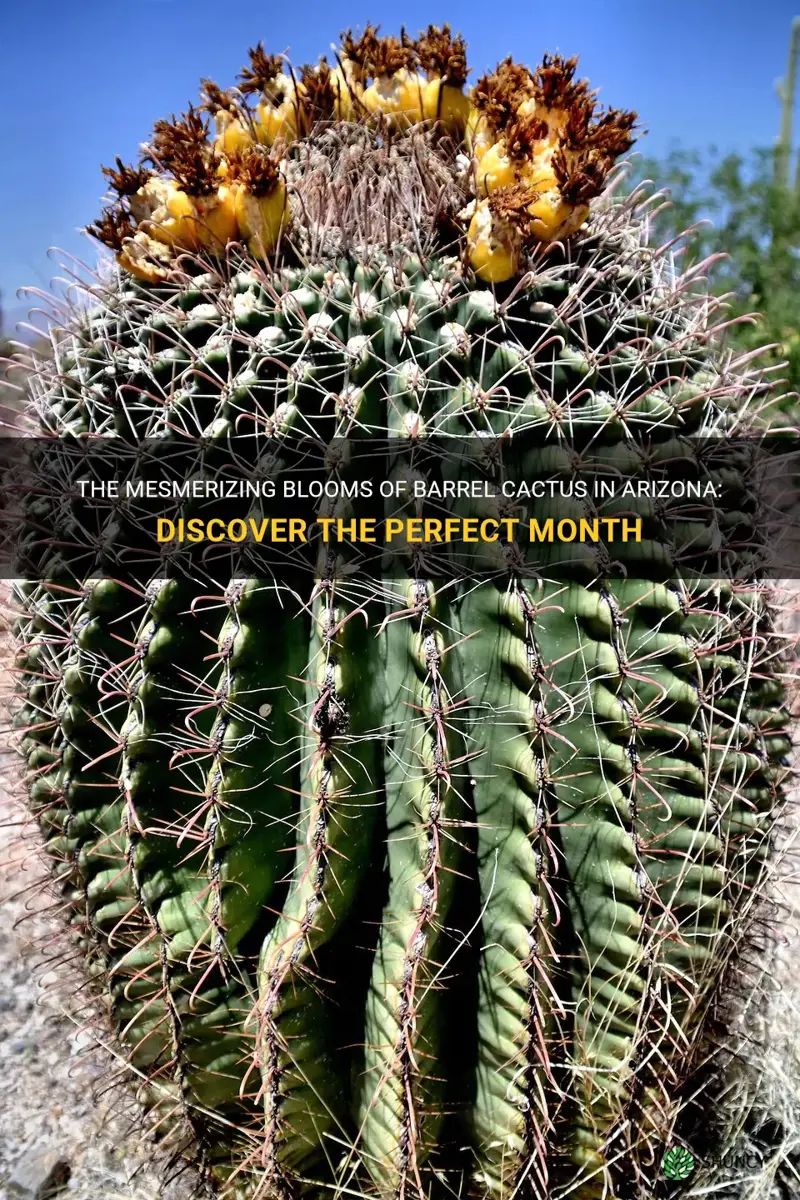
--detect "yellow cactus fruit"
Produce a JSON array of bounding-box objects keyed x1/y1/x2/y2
[
  {"x1": 415, "y1": 25, "x2": 470, "y2": 132},
  {"x1": 467, "y1": 199, "x2": 520, "y2": 283},
  {"x1": 233, "y1": 182, "x2": 287, "y2": 259},
  {"x1": 257, "y1": 84, "x2": 300, "y2": 148},
  {"x1": 128, "y1": 176, "x2": 238, "y2": 254},
  {"x1": 201, "y1": 81, "x2": 254, "y2": 157},
  {"x1": 518, "y1": 158, "x2": 559, "y2": 195},
  {"x1": 116, "y1": 230, "x2": 174, "y2": 282},
  {"x1": 422, "y1": 78, "x2": 471, "y2": 131},
  {"x1": 85, "y1": 204, "x2": 168, "y2": 281},
  {"x1": 351, "y1": 30, "x2": 424, "y2": 125},
  {"x1": 235, "y1": 42, "x2": 300, "y2": 148},
  {"x1": 362, "y1": 68, "x2": 426, "y2": 125},
  {"x1": 476, "y1": 142, "x2": 518, "y2": 195},
  {"x1": 191, "y1": 186, "x2": 240, "y2": 251},
  {"x1": 526, "y1": 192, "x2": 590, "y2": 241},
  {"x1": 136, "y1": 180, "x2": 201, "y2": 251},
  {"x1": 227, "y1": 145, "x2": 287, "y2": 259},
  {"x1": 465, "y1": 106, "x2": 494, "y2": 161},
  {"x1": 214, "y1": 109, "x2": 254, "y2": 157},
  {"x1": 134, "y1": 109, "x2": 230, "y2": 250}
]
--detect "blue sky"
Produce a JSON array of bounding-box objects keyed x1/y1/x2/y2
[{"x1": 1, "y1": 0, "x2": 798, "y2": 325}]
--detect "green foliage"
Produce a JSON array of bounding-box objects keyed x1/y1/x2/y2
[
  {"x1": 629, "y1": 11, "x2": 800, "y2": 423},
  {"x1": 630, "y1": 144, "x2": 800, "y2": 412}
]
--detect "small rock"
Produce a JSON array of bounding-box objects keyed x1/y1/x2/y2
[
  {"x1": 8, "y1": 1036, "x2": 37, "y2": 1055},
  {"x1": 7, "y1": 1145, "x2": 71, "y2": 1198}
]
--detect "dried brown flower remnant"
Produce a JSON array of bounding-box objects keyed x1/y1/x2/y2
[
  {"x1": 368, "y1": 31, "x2": 417, "y2": 77},
  {"x1": 101, "y1": 158, "x2": 152, "y2": 198},
  {"x1": 473, "y1": 59, "x2": 535, "y2": 134},
  {"x1": 562, "y1": 96, "x2": 597, "y2": 149},
  {"x1": 145, "y1": 108, "x2": 216, "y2": 196},
  {"x1": 551, "y1": 104, "x2": 637, "y2": 204},
  {"x1": 238, "y1": 43, "x2": 283, "y2": 96},
  {"x1": 300, "y1": 60, "x2": 337, "y2": 122},
  {"x1": 551, "y1": 150, "x2": 606, "y2": 205},
  {"x1": 200, "y1": 79, "x2": 240, "y2": 116},
  {"x1": 588, "y1": 107, "x2": 638, "y2": 157},
  {"x1": 227, "y1": 145, "x2": 281, "y2": 197},
  {"x1": 487, "y1": 183, "x2": 540, "y2": 236},
  {"x1": 532, "y1": 53, "x2": 589, "y2": 110},
  {"x1": 85, "y1": 205, "x2": 136, "y2": 251},
  {"x1": 340, "y1": 25, "x2": 416, "y2": 79},
  {"x1": 504, "y1": 114, "x2": 550, "y2": 161},
  {"x1": 340, "y1": 26, "x2": 380, "y2": 79},
  {"x1": 415, "y1": 24, "x2": 468, "y2": 85}
]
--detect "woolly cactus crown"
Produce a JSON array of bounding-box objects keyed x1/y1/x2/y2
[{"x1": 87, "y1": 24, "x2": 637, "y2": 284}]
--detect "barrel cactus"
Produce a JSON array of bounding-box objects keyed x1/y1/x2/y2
[{"x1": 8, "y1": 23, "x2": 792, "y2": 1200}]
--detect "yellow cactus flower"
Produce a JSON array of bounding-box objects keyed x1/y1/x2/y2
[
  {"x1": 362, "y1": 68, "x2": 426, "y2": 125},
  {"x1": 476, "y1": 142, "x2": 517, "y2": 195},
  {"x1": 414, "y1": 24, "x2": 470, "y2": 131},
  {"x1": 233, "y1": 179, "x2": 288, "y2": 259},
  {"x1": 467, "y1": 199, "x2": 520, "y2": 283},
  {"x1": 422, "y1": 78, "x2": 471, "y2": 131}
]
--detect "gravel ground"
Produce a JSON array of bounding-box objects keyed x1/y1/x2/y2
[{"x1": 0, "y1": 765, "x2": 204, "y2": 1200}]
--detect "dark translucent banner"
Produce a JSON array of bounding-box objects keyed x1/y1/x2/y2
[{"x1": 1, "y1": 432, "x2": 796, "y2": 583}]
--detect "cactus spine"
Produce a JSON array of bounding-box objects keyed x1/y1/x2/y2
[{"x1": 8, "y1": 23, "x2": 791, "y2": 1200}]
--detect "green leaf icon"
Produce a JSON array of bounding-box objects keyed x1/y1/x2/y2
[{"x1": 662, "y1": 1146, "x2": 695, "y2": 1181}]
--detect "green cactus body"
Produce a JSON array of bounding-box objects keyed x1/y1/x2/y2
[
  {"x1": 202, "y1": 578, "x2": 307, "y2": 957},
  {"x1": 9, "y1": 31, "x2": 792, "y2": 1200},
  {"x1": 456, "y1": 577, "x2": 568, "y2": 1200},
  {"x1": 256, "y1": 562, "x2": 385, "y2": 1182},
  {"x1": 116, "y1": 575, "x2": 257, "y2": 1160},
  {"x1": 356, "y1": 578, "x2": 464, "y2": 1192},
  {"x1": 64, "y1": 580, "x2": 174, "y2": 1091}
]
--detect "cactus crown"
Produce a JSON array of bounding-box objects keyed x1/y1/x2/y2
[{"x1": 86, "y1": 25, "x2": 637, "y2": 284}]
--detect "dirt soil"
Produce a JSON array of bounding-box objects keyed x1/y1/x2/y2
[{"x1": 0, "y1": 762, "x2": 205, "y2": 1200}]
